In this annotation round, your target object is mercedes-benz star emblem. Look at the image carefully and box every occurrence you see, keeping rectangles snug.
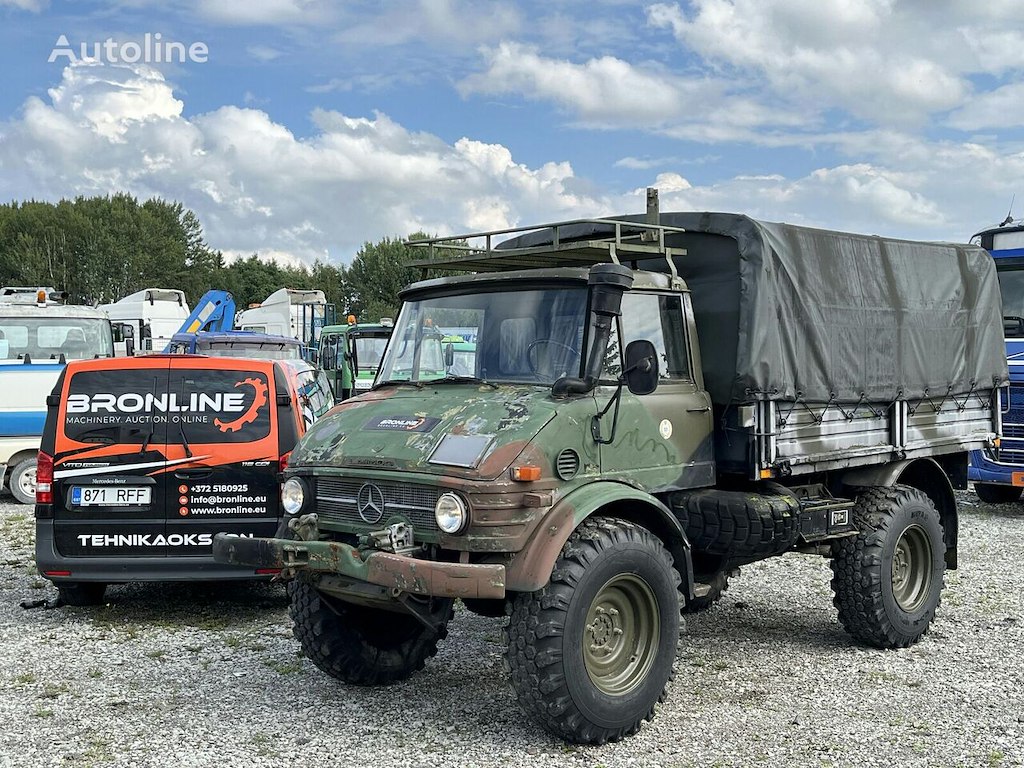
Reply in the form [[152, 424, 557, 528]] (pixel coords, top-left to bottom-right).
[[356, 483, 386, 524]]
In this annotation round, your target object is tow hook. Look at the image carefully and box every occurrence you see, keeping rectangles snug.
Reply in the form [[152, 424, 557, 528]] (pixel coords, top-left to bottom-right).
[[287, 512, 320, 541], [366, 522, 417, 555]]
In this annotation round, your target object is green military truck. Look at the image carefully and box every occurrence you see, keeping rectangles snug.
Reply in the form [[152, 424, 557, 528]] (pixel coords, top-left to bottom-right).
[[317, 319, 393, 402], [214, 202, 1007, 744]]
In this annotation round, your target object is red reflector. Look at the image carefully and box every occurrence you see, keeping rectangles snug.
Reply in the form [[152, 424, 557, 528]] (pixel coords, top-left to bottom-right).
[[36, 451, 54, 504], [44, 570, 72, 577], [255, 568, 281, 576], [279, 451, 291, 473]]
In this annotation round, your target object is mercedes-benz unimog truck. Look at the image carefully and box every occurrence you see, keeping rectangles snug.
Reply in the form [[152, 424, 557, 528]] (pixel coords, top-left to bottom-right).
[[214, 198, 1006, 744]]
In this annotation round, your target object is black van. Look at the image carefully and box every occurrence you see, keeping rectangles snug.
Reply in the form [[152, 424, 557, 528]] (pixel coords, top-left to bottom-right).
[[35, 355, 333, 604]]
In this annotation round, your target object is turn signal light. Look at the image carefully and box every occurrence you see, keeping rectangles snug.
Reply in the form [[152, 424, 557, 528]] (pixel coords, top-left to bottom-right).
[[279, 451, 291, 473], [512, 465, 542, 482], [759, 468, 773, 480], [36, 451, 54, 504]]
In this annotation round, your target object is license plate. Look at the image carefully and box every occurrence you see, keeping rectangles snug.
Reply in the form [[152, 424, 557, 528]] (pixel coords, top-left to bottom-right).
[[71, 486, 151, 507]]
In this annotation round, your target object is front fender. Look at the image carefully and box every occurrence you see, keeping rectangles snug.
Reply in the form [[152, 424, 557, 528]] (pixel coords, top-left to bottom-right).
[[504, 480, 694, 597]]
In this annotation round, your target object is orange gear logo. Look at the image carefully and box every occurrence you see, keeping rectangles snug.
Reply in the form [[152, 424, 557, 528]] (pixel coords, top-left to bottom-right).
[[215, 377, 269, 433]]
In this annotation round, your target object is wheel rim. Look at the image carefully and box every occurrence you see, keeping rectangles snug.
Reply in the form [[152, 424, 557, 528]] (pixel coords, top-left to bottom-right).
[[582, 573, 660, 696], [891, 524, 933, 612], [17, 466, 37, 498]]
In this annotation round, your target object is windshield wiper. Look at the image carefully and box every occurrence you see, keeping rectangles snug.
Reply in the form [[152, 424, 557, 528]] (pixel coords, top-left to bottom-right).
[[422, 374, 499, 389], [178, 422, 193, 459], [139, 427, 154, 454], [370, 379, 425, 391]]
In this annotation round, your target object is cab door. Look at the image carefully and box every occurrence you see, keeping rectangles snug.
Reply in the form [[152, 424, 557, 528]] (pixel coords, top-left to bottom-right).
[[52, 358, 171, 559], [598, 291, 715, 491], [164, 359, 280, 557]]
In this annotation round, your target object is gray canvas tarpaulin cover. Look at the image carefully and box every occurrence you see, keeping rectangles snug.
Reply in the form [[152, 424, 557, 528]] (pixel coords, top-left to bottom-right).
[[648, 212, 1009, 406]]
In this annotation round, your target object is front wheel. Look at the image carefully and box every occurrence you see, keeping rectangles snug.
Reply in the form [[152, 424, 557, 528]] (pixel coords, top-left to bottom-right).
[[831, 485, 945, 648], [505, 517, 681, 744], [973, 482, 1022, 504], [288, 577, 453, 685], [9, 457, 37, 505]]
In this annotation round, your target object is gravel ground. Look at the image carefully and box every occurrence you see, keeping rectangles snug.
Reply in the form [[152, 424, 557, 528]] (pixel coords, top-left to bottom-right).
[[0, 490, 1022, 768]]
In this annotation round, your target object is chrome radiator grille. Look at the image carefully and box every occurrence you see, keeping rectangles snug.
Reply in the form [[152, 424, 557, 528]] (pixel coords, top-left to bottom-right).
[[315, 477, 441, 531]]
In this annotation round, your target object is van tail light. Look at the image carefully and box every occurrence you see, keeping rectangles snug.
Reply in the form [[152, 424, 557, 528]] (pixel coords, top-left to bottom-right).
[[36, 451, 54, 504], [279, 451, 291, 473]]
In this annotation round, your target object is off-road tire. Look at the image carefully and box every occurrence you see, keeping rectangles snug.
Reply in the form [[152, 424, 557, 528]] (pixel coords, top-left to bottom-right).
[[9, 457, 37, 505], [973, 482, 1022, 504], [57, 582, 107, 606], [674, 489, 799, 558], [504, 517, 682, 745], [831, 485, 945, 649], [288, 577, 453, 685], [684, 570, 730, 613]]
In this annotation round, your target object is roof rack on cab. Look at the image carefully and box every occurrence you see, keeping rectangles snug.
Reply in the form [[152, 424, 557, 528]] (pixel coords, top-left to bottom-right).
[[407, 188, 686, 276]]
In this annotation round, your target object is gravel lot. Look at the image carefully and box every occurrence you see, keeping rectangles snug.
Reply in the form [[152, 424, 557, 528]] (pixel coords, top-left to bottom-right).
[[0, 490, 1021, 768]]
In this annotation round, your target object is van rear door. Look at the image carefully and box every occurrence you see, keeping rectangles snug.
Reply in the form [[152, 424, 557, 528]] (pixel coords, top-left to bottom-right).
[[164, 359, 279, 553], [53, 358, 171, 558]]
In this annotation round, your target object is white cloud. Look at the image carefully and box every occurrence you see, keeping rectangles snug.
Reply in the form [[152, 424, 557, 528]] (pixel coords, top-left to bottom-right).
[[246, 45, 284, 62], [195, 0, 332, 26], [459, 42, 812, 135], [0, 0, 47, 10], [646, 0, 971, 126], [947, 83, 1024, 131], [335, 0, 521, 48], [0, 62, 609, 264]]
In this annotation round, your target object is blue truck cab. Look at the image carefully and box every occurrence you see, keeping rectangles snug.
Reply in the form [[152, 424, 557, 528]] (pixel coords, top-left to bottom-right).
[[969, 220, 1024, 502]]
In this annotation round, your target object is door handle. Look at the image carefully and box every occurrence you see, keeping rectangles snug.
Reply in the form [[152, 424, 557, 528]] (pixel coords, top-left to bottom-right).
[[175, 470, 213, 479], [686, 406, 711, 413]]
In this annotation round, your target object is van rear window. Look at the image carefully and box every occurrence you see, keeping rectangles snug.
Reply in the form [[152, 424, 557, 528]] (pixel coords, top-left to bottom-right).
[[63, 368, 272, 445]]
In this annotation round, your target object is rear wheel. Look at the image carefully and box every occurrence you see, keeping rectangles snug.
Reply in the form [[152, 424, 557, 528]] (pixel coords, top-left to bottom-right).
[[973, 483, 1022, 504], [831, 485, 945, 648], [289, 577, 452, 685], [57, 582, 107, 606], [505, 517, 681, 744], [9, 457, 37, 505]]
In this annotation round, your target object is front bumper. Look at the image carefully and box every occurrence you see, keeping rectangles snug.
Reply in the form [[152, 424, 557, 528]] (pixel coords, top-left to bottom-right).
[[968, 448, 1020, 484], [212, 533, 506, 599]]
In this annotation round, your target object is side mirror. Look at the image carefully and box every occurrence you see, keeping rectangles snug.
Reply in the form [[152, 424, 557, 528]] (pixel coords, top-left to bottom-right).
[[444, 342, 454, 368], [623, 340, 659, 395], [125, 338, 136, 356]]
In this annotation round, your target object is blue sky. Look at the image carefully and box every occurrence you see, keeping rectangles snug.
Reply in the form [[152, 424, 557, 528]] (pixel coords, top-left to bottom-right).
[[1, 0, 1023, 265]]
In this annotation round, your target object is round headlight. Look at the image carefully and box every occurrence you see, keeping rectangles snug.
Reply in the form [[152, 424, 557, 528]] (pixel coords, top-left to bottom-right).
[[281, 477, 306, 515], [434, 492, 467, 534]]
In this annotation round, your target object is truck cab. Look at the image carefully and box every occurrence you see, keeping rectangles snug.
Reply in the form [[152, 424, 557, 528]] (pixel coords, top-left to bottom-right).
[[0, 288, 114, 503], [318, 319, 394, 401], [213, 205, 1004, 744], [967, 220, 1024, 502]]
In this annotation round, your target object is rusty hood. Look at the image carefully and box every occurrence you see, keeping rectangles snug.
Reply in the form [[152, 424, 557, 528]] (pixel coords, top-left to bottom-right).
[[290, 384, 559, 480]]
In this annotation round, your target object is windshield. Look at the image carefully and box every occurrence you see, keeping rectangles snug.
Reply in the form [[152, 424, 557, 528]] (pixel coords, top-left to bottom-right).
[[997, 261, 1024, 337], [377, 286, 588, 385], [354, 334, 390, 371], [0, 316, 112, 360]]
